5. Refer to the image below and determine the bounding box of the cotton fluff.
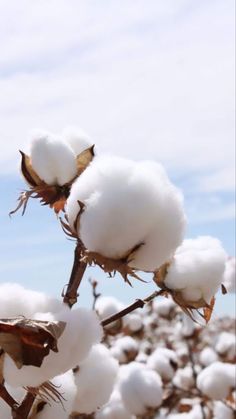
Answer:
[223,257,236,293]
[123,312,143,332]
[95,296,124,320]
[173,366,195,391]
[0,283,63,318]
[95,389,135,419]
[118,362,163,415]
[110,337,139,364]
[3,307,102,387]
[197,362,236,399]
[168,405,204,419]
[35,370,77,419]
[213,401,235,419]
[30,130,78,185]
[66,155,186,271]
[199,347,218,366]
[215,332,236,361]
[147,348,178,381]
[164,236,227,304]
[152,297,176,317]
[72,344,118,414]
[62,126,92,156]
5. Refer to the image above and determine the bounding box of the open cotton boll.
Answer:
[35,370,77,419]
[95,389,135,419]
[110,337,139,364]
[168,405,204,419]
[215,332,236,360]
[66,155,185,271]
[118,362,163,415]
[213,401,235,419]
[30,130,77,185]
[199,347,218,366]
[173,366,195,391]
[123,312,143,332]
[95,296,124,320]
[197,362,236,399]
[164,236,227,304]
[152,297,176,317]
[147,348,178,381]
[0,283,63,318]
[72,344,118,414]
[223,257,236,293]
[3,308,102,387]
[62,126,92,156]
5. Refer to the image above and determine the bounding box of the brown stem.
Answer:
[63,240,87,307]
[0,383,18,410]
[89,278,101,310]
[12,392,36,419]
[101,290,165,327]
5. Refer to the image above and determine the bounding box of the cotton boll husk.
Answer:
[147,348,178,381]
[66,155,186,271]
[197,362,236,400]
[0,283,64,318]
[95,389,135,419]
[213,401,235,419]
[164,236,227,303]
[222,257,235,293]
[118,362,163,415]
[72,344,118,414]
[62,126,92,156]
[173,366,195,391]
[35,370,77,419]
[152,297,176,317]
[3,308,102,387]
[215,332,236,360]
[30,130,77,185]
[199,347,218,366]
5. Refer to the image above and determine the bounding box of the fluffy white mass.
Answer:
[66,155,186,271]
[118,362,163,415]
[62,126,92,156]
[197,362,236,399]
[95,389,135,419]
[199,347,218,366]
[215,332,236,361]
[222,257,235,293]
[95,296,124,320]
[72,344,118,414]
[3,307,102,387]
[173,366,195,391]
[152,297,176,317]
[147,347,178,381]
[164,236,227,303]
[110,336,139,364]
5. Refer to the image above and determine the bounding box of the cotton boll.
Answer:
[213,401,235,419]
[197,362,236,399]
[180,314,199,337]
[72,344,118,414]
[199,347,218,366]
[173,366,195,391]
[35,370,77,419]
[3,308,103,387]
[152,297,176,317]
[95,389,135,419]
[147,348,178,381]
[168,405,204,419]
[164,236,227,304]
[62,126,92,156]
[95,296,124,320]
[119,362,163,415]
[30,130,77,185]
[215,332,236,361]
[123,313,143,332]
[66,155,186,271]
[111,337,139,364]
[222,258,235,293]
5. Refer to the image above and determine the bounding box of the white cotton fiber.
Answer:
[118,362,163,415]
[147,348,178,381]
[152,297,176,317]
[213,401,235,419]
[197,362,236,399]
[173,366,195,391]
[110,336,139,364]
[95,389,135,419]
[164,236,227,303]
[199,347,218,366]
[215,332,236,360]
[35,370,77,419]
[123,312,143,332]
[66,155,186,271]
[3,308,102,387]
[30,130,77,185]
[168,405,204,419]
[95,296,124,320]
[223,257,235,293]
[0,283,64,318]
[62,126,92,156]
[72,344,118,414]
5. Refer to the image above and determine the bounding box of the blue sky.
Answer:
[0,0,235,316]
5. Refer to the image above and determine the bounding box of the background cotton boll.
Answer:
[223,257,236,293]
[3,307,102,387]
[95,296,124,320]
[30,131,77,185]
[119,363,163,415]
[123,312,143,332]
[111,336,139,364]
[35,370,77,419]
[95,389,135,419]
[197,362,236,400]
[215,332,236,361]
[168,405,204,419]
[213,401,235,419]
[164,236,227,303]
[199,347,218,366]
[147,348,178,381]
[66,155,185,271]
[152,297,176,317]
[72,344,118,414]
[173,366,195,391]
[62,126,92,155]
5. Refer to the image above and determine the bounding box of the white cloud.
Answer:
[197,167,235,193]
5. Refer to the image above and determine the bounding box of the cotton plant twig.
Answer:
[63,240,87,307]
[12,392,36,419]
[101,289,166,327]
[88,278,101,310]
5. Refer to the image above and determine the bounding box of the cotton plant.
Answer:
[222,257,236,293]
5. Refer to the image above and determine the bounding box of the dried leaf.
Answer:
[76,145,95,177]
[203,297,215,323]
[20,151,42,187]
[0,317,66,368]
[153,262,171,287]
[221,283,228,295]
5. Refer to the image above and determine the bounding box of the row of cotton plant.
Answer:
[0,127,235,418]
